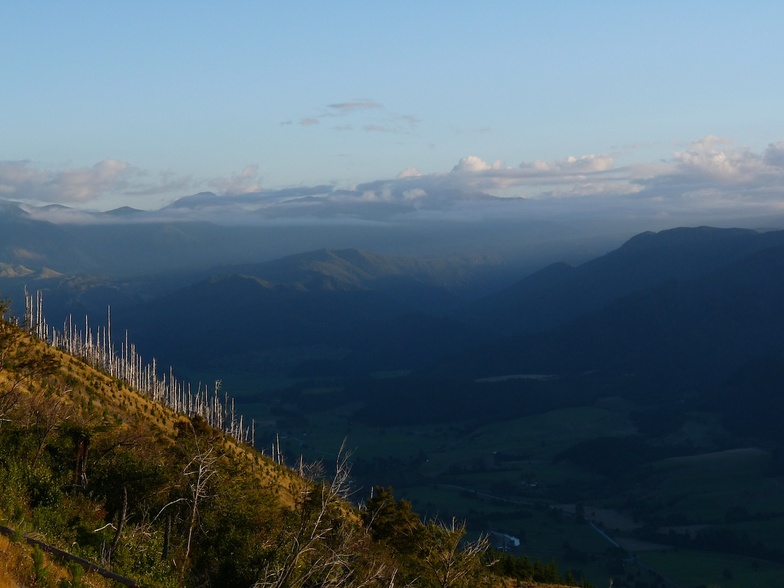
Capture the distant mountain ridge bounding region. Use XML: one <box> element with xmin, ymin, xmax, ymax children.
<box><xmin>114</xmin><ymin>248</ymin><xmax>494</xmax><ymax>372</ymax></box>
<box><xmin>439</xmin><ymin>227</ymin><xmax>784</xmax><ymax>397</ymax></box>
<box><xmin>465</xmin><ymin>226</ymin><xmax>784</xmax><ymax>336</ymax></box>
<box><xmin>4</xmin><ymin>219</ymin><xmax>784</xmax><ymax>406</ymax></box>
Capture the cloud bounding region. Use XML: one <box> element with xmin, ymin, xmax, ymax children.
<box><xmin>0</xmin><ymin>159</ymin><xmax>198</xmax><ymax>206</ymax></box>
<box><xmin>398</xmin><ymin>114</ymin><xmax>421</xmax><ymax>127</ymax></box>
<box><xmin>10</xmin><ymin>136</ymin><xmax>784</xmax><ymax>227</ymax></box>
<box><xmin>763</xmin><ymin>142</ymin><xmax>784</xmax><ymax>168</ymax></box>
<box><xmin>668</xmin><ymin>136</ymin><xmax>760</xmax><ymax>182</ymax></box>
<box><xmin>0</xmin><ymin>159</ymin><xmax>138</xmax><ymax>203</ymax></box>
<box><xmin>323</xmin><ymin>137</ymin><xmax>784</xmax><ymax>218</ymax></box>
<box><xmin>663</xmin><ymin>136</ymin><xmax>784</xmax><ymax>194</ymax></box>
<box><xmin>521</xmin><ymin>154</ymin><xmax>615</xmax><ymax>173</ymax></box>
<box><xmin>208</xmin><ymin>165</ymin><xmax>262</xmax><ymax>195</ymax></box>
<box><xmin>124</xmin><ymin>169</ymin><xmax>194</xmax><ymax>197</ymax></box>
<box><xmin>452</xmin><ymin>155</ymin><xmax>503</xmax><ymax>173</ymax></box>
<box><xmin>327</xmin><ymin>100</ymin><xmax>384</xmax><ymax>114</ymax></box>
<box><xmin>295</xmin><ymin>100</ymin><xmax>420</xmax><ymax>135</ymax></box>
<box><xmin>436</xmin><ymin>153</ymin><xmax>626</xmax><ymax>196</ymax></box>
<box><xmin>633</xmin><ymin>137</ymin><xmax>784</xmax><ymax>208</ymax></box>
<box><xmin>398</xmin><ymin>167</ymin><xmax>421</xmax><ymax>179</ymax></box>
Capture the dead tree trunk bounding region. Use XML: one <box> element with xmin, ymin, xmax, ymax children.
<box><xmin>72</xmin><ymin>433</ymin><xmax>90</xmax><ymax>488</ymax></box>
<box><xmin>109</xmin><ymin>486</ymin><xmax>128</xmax><ymax>562</ymax></box>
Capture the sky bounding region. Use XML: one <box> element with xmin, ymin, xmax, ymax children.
<box><xmin>2</xmin><ymin>1</ymin><xmax>784</xmax><ymax>218</ymax></box>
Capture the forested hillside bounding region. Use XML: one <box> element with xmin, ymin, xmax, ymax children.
<box><xmin>0</xmin><ymin>296</ymin><xmax>580</xmax><ymax>587</ymax></box>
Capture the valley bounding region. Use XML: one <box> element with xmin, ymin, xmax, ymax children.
<box><xmin>3</xmin><ymin>212</ymin><xmax>784</xmax><ymax>587</ymax></box>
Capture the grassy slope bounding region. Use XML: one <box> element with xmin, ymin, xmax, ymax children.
<box><xmin>0</xmin><ymin>331</ymin><xmax>303</xmax><ymax>586</ymax></box>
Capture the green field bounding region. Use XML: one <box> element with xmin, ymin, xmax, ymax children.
<box><xmin>639</xmin><ymin>549</ymin><xmax>784</xmax><ymax>588</ymax></box>
<box><xmin>191</xmin><ymin>377</ymin><xmax>784</xmax><ymax>588</ymax></box>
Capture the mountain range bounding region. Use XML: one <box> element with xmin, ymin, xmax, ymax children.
<box><xmin>4</xmin><ymin>213</ymin><xmax>784</xmax><ymax>411</ymax></box>
<box><xmin>97</xmin><ymin>226</ymin><xmax>784</xmax><ymax>405</ymax></box>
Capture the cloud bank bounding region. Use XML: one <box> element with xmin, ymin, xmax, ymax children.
<box><xmin>0</xmin><ymin>159</ymin><xmax>137</xmax><ymax>203</ymax></box>
<box><xmin>0</xmin><ymin>159</ymin><xmax>194</xmax><ymax>204</ymax></box>
<box><xmin>4</xmin><ymin>137</ymin><xmax>784</xmax><ymax>228</ymax></box>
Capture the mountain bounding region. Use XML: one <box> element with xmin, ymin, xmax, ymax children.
<box><xmin>0</xmin><ymin>197</ymin><xmax>633</xmax><ymax>283</ymax></box>
<box><xmin>67</xmin><ymin>227</ymin><xmax>784</xmax><ymax>397</ymax></box>
<box><xmin>219</xmin><ymin>247</ymin><xmax>499</xmax><ymax>304</ymax></box>
<box><xmin>465</xmin><ymin>226</ymin><xmax>784</xmax><ymax>336</ymax></box>
<box><xmin>435</xmin><ymin>229</ymin><xmax>784</xmax><ymax>398</ymax></box>
<box><xmin>0</xmin><ymin>207</ymin><xmax>101</xmax><ymax>275</ymax></box>
<box><xmin>707</xmin><ymin>353</ymin><xmax>784</xmax><ymax>444</ymax></box>
<box><xmin>113</xmin><ymin>249</ymin><xmax>495</xmax><ymax>375</ymax></box>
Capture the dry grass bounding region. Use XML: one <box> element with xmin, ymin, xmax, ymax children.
<box><xmin>0</xmin><ymin>524</ymin><xmax>27</xmax><ymax>588</ymax></box>
<box><xmin>29</xmin><ymin>344</ymin><xmax>307</xmax><ymax>506</ymax></box>
<box><xmin>0</xmin><ymin>533</ymin><xmax>114</xmax><ymax>588</ymax></box>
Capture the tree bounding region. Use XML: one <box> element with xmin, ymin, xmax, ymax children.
<box><xmin>255</xmin><ymin>446</ymin><xmax>399</xmax><ymax>588</ymax></box>
<box><xmin>179</xmin><ymin>421</ymin><xmax>219</xmax><ymax>576</ymax></box>
<box><xmin>417</xmin><ymin>518</ymin><xmax>493</xmax><ymax>588</ymax></box>
<box><xmin>362</xmin><ymin>486</ymin><xmax>423</xmax><ymax>552</ymax></box>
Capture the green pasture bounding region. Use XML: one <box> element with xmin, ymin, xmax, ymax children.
<box><xmin>638</xmin><ymin>549</ymin><xmax>784</xmax><ymax>588</ymax></box>
<box><xmin>641</xmin><ymin>447</ymin><xmax>778</xmax><ymax>521</ymax></box>
<box><xmin>729</xmin><ymin>515</ymin><xmax>784</xmax><ymax>551</ymax></box>
<box><xmin>663</xmin><ymin>411</ymin><xmax>727</xmax><ymax>448</ymax></box>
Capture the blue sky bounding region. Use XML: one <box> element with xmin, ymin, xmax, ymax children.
<box><xmin>3</xmin><ymin>1</ymin><xmax>784</xmax><ymax>214</ymax></box>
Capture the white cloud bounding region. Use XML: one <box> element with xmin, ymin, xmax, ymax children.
<box><xmin>625</xmin><ymin>137</ymin><xmax>784</xmax><ymax>215</ymax></box>
<box><xmin>669</xmin><ymin>137</ymin><xmax>762</xmax><ymax>182</ymax></box>
<box><xmin>0</xmin><ymin>159</ymin><xmax>137</xmax><ymax>203</ymax></box>
<box><xmin>9</xmin><ymin>136</ymin><xmax>784</xmax><ymax>225</ymax></box>
<box><xmin>437</xmin><ymin>152</ymin><xmax>625</xmax><ymax>196</ymax></box>
<box><xmin>522</xmin><ymin>154</ymin><xmax>615</xmax><ymax>173</ymax></box>
<box><xmin>398</xmin><ymin>167</ymin><xmax>421</xmax><ymax>179</ymax></box>
<box><xmin>644</xmin><ymin>138</ymin><xmax>780</xmax><ymax>186</ymax></box>
<box><xmin>0</xmin><ymin>160</ymin><xmax>198</xmax><ymax>207</ymax></box>
<box><xmin>208</xmin><ymin>165</ymin><xmax>262</xmax><ymax>195</ymax></box>
<box><xmin>452</xmin><ymin>155</ymin><xmax>503</xmax><ymax>173</ymax></box>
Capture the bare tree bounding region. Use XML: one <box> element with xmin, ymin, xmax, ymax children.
<box><xmin>181</xmin><ymin>427</ymin><xmax>219</xmax><ymax>576</ymax></box>
<box><xmin>419</xmin><ymin>518</ymin><xmax>494</xmax><ymax>588</ymax></box>
<box><xmin>255</xmin><ymin>445</ymin><xmax>402</xmax><ymax>588</ymax></box>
